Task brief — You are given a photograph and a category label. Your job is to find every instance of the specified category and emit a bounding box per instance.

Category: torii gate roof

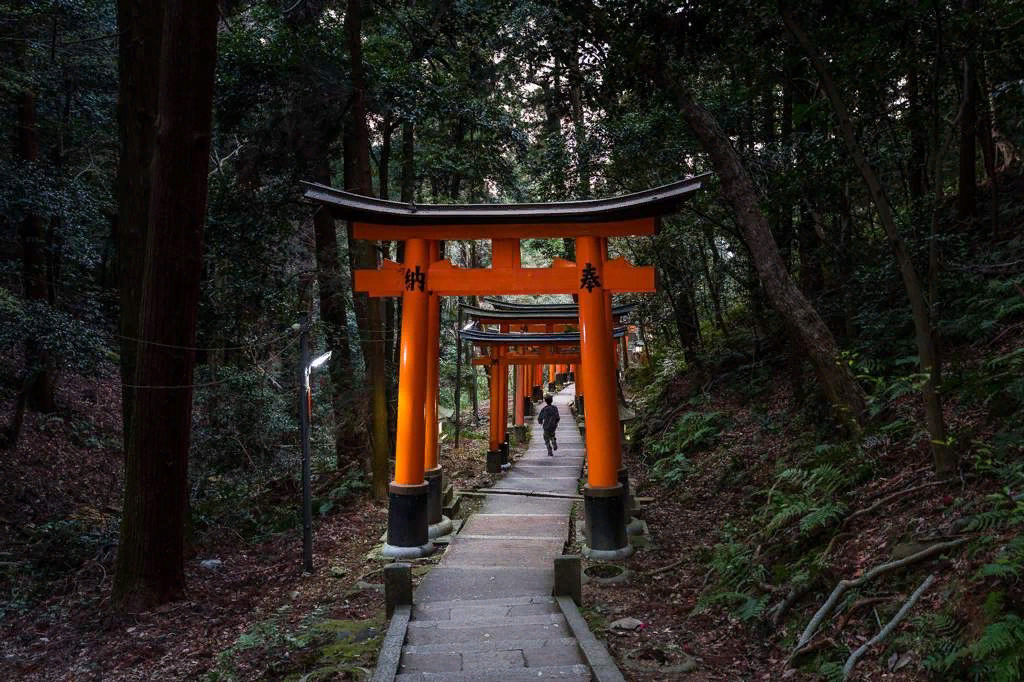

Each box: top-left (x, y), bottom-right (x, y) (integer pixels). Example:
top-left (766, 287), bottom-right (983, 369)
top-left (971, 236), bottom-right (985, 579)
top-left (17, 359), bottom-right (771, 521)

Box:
top-left (460, 328), bottom-right (626, 345)
top-left (460, 302), bottom-right (634, 324)
top-left (303, 175), bottom-right (709, 239)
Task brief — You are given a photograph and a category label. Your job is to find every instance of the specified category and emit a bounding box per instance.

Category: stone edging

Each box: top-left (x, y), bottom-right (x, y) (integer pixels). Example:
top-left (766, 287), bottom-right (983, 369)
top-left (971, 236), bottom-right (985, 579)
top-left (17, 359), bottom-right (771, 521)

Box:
top-left (370, 604), bottom-right (410, 682)
top-left (555, 595), bottom-right (626, 682)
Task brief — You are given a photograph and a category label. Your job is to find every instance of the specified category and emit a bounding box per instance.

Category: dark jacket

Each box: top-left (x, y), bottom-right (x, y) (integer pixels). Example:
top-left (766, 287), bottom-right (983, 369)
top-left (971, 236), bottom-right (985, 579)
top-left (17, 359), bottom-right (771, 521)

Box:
top-left (537, 404), bottom-right (560, 433)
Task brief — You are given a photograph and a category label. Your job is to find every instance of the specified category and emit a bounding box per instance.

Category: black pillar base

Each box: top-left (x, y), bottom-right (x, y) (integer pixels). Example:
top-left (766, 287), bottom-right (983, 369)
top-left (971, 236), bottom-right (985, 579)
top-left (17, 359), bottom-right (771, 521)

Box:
top-left (486, 450), bottom-right (502, 473)
top-left (575, 395), bottom-right (585, 415)
top-left (548, 382), bottom-right (556, 392)
top-left (582, 483), bottom-right (632, 560)
top-left (382, 482), bottom-right (433, 558)
top-left (532, 385), bottom-right (543, 401)
top-left (523, 396), bottom-right (534, 417)
top-left (500, 437), bottom-right (509, 465)
top-left (425, 466), bottom-right (443, 525)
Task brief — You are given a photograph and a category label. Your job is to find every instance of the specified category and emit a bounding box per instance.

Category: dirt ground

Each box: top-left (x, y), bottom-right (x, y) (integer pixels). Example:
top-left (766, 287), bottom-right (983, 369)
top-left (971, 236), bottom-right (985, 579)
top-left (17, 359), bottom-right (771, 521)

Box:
top-left (0, 376), bottom-right (1001, 680)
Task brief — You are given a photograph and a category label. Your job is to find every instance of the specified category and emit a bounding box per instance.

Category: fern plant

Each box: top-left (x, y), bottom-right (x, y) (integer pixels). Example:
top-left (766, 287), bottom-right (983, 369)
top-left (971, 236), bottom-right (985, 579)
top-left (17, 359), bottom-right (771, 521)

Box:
top-left (758, 464), bottom-right (850, 539)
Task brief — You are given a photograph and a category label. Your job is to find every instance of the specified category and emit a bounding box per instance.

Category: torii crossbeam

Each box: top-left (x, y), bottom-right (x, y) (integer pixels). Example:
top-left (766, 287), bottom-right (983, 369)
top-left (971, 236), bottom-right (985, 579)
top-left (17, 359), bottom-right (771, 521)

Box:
top-left (305, 175), bottom-right (706, 559)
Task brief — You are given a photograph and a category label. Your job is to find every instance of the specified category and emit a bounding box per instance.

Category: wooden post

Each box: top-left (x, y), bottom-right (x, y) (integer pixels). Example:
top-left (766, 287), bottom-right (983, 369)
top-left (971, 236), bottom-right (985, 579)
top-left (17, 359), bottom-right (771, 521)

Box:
top-left (454, 309), bottom-right (462, 448)
top-left (576, 235), bottom-right (631, 558)
top-left (383, 238), bottom-right (432, 557)
top-left (423, 241), bottom-right (450, 537)
top-left (513, 364), bottom-right (524, 426)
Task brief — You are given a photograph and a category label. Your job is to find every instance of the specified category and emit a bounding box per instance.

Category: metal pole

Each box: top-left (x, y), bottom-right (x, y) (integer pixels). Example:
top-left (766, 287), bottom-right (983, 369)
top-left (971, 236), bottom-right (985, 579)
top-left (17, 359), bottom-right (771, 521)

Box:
top-left (454, 308), bottom-right (463, 448)
top-left (299, 314), bottom-right (313, 572)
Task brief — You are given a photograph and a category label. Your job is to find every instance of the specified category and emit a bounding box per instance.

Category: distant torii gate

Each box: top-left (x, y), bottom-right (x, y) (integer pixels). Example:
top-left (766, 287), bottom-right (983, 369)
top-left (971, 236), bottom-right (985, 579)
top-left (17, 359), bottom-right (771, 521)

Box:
top-left (305, 176), bottom-right (705, 560)
top-left (461, 326), bottom-right (627, 471)
top-left (460, 301), bottom-right (635, 401)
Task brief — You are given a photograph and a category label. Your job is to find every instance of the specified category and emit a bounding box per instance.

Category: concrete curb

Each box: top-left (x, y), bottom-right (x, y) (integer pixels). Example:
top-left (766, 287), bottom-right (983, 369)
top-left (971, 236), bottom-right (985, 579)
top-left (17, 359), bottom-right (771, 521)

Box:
top-left (555, 595), bottom-right (626, 682)
top-left (370, 603), bottom-right (410, 682)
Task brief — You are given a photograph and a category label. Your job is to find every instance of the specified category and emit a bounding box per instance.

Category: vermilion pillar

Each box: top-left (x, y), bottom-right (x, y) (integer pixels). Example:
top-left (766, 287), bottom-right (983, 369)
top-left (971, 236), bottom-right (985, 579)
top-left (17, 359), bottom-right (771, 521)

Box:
top-left (423, 242), bottom-right (452, 538)
top-left (498, 355), bottom-right (509, 463)
top-left (384, 238), bottom-right (433, 557)
top-left (513, 364), bottom-right (524, 426)
top-left (576, 235), bottom-right (631, 559)
top-left (486, 357), bottom-right (503, 473)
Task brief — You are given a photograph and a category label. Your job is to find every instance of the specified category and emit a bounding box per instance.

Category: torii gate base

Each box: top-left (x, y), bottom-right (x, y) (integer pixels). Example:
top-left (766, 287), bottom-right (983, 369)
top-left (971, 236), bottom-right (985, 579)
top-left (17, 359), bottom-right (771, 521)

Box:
top-left (584, 484), bottom-right (631, 560)
top-left (383, 483), bottom-right (432, 558)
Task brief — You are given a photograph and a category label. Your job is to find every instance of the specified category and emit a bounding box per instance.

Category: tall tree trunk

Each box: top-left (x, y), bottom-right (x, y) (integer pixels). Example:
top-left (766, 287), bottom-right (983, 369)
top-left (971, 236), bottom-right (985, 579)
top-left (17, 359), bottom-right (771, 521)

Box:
top-left (957, 0), bottom-right (979, 221)
top-left (112, 0), bottom-right (218, 611)
top-left (675, 84), bottom-right (867, 430)
top-left (782, 8), bottom-right (953, 474)
top-left (345, 0), bottom-right (390, 500)
top-left (17, 91), bottom-right (57, 412)
top-left (116, 0), bottom-right (164, 450)
top-left (311, 175), bottom-right (361, 469)
top-left (701, 225), bottom-right (728, 333)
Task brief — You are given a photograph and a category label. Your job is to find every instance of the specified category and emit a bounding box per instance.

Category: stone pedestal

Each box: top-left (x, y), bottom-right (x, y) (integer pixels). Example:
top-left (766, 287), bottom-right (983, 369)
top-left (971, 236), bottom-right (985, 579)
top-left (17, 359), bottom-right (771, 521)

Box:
top-left (382, 482), bottom-right (434, 558)
top-left (582, 483), bottom-right (632, 561)
top-left (425, 466), bottom-right (453, 538)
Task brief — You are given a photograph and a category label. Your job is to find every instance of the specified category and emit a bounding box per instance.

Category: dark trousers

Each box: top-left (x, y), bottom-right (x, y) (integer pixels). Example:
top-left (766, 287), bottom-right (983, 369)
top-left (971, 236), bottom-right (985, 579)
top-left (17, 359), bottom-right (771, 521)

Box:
top-left (543, 428), bottom-right (557, 455)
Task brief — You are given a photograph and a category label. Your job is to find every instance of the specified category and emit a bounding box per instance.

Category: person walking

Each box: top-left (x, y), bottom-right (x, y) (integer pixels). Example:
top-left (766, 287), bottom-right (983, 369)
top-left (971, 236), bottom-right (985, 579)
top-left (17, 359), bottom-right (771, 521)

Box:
top-left (537, 394), bottom-right (560, 456)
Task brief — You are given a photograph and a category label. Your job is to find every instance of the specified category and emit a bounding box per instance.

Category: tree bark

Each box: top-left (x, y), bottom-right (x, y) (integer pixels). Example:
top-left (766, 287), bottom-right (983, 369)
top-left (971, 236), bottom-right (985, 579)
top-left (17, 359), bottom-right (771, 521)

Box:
top-left (345, 0), bottom-right (390, 500)
top-left (781, 7), bottom-right (953, 474)
top-left (957, 0), bottom-right (979, 221)
top-left (111, 0), bottom-right (218, 611)
top-left (17, 90), bottom-right (57, 412)
top-left (675, 85), bottom-right (868, 430)
top-left (312, 196), bottom-right (362, 469)
top-left (116, 0), bottom-right (164, 450)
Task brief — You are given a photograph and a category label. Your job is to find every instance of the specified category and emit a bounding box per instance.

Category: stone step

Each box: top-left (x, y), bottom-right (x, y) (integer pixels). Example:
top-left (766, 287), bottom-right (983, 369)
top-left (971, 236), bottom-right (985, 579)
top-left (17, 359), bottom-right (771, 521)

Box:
top-left (411, 595), bottom-right (555, 611)
top-left (443, 493), bottom-right (461, 519)
top-left (414, 598), bottom-right (560, 622)
top-left (394, 664), bottom-right (591, 681)
top-left (398, 638), bottom-right (586, 674)
top-left (404, 615), bottom-right (571, 646)
top-left (408, 612), bottom-right (568, 631)
top-left (402, 635), bottom-right (578, 655)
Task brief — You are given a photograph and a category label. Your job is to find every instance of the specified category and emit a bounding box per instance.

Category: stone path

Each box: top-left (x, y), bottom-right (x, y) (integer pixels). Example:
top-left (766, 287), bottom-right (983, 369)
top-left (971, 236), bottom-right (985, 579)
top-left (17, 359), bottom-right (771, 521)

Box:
top-left (392, 388), bottom-right (597, 681)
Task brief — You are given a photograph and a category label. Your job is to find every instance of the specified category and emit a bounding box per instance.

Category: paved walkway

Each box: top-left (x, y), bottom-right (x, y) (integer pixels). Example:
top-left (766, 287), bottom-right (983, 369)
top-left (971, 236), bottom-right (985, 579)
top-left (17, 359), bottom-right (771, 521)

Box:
top-left (393, 388), bottom-right (593, 680)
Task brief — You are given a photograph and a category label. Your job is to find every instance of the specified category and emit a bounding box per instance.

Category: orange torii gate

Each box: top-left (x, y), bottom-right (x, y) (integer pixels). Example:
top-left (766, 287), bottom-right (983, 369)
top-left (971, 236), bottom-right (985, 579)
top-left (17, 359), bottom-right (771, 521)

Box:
top-left (461, 326), bottom-right (627, 472)
top-left (485, 300), bottom-right (638, 376)
top-left (305, 176), bottom-right (705, 560)
top-left (460, 301), bottom-right (636, 399)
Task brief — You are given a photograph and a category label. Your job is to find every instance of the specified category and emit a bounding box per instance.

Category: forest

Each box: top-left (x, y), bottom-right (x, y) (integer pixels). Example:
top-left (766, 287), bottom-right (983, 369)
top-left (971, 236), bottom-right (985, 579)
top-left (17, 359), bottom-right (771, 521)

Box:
top-left (2, 0), bottom-right (1023, 680)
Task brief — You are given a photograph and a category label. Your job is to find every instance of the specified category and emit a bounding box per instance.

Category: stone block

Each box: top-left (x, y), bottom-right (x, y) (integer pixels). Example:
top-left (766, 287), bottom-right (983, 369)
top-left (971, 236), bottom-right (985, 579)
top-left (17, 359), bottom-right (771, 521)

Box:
top-left (385, 563), bottom-right (412, 619)
top-left (553, 555), bottom-right (582, 606)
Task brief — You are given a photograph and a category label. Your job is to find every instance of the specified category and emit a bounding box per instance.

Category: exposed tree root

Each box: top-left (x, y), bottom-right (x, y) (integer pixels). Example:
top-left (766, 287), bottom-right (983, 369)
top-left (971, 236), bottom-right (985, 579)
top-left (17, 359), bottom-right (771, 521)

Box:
top-left (834, 595), bottom-right (898, 632)
top-left (843, 574), bottom-right (935, 679)
top-left (841, 480), bottom-right (947, 530)
top-left (640, 557), bottom-right (688, 578)
top-left (769, 581), bottom-right (816, 628)
top-left (792, 538), bottom-right (967, 654)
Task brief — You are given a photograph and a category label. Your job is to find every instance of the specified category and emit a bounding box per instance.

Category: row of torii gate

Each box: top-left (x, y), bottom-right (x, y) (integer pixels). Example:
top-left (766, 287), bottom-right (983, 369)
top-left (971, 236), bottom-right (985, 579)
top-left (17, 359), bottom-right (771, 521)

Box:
top-left (305, 175), bottom-right (705, 559)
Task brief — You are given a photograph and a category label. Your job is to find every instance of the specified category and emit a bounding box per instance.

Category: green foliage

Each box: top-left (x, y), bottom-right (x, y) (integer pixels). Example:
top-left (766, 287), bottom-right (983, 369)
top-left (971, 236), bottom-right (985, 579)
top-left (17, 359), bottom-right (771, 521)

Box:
top-left (647, 410), bottom-right (725, 485)
top-left (922, 610), bottom-right (1024, 681)
top-left (206, 609), bottom-right (384, 682)
top-left (758, 464), bottom-right (850, 539)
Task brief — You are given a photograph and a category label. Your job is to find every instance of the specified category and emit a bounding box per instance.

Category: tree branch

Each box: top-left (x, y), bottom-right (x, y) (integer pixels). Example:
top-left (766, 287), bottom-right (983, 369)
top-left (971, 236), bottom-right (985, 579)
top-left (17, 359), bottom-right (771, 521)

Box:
top-left (843, 575), bottom-right (935, 679)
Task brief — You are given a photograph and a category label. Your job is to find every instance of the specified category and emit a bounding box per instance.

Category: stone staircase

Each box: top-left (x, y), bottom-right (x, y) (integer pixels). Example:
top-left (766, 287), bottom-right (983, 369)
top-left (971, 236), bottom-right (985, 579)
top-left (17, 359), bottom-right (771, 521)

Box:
top-left (376, 387), bottom-right (619, 681)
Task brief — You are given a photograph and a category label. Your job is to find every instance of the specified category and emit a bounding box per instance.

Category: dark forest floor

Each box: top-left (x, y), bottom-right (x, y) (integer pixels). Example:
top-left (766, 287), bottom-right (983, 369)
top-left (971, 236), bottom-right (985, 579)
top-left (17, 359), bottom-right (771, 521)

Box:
top-left (0, 355), bottom-right (1019, 680)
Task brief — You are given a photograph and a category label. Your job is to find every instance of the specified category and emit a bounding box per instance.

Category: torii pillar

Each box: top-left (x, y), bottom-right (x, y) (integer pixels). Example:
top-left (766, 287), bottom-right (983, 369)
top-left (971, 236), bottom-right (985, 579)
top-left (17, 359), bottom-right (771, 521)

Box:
top-left (423, 242), bottom-right (452, 538)
top-left (576, 236), bottom-right (631, 558)
top-left (383, 238), bottom-right (433, 557)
